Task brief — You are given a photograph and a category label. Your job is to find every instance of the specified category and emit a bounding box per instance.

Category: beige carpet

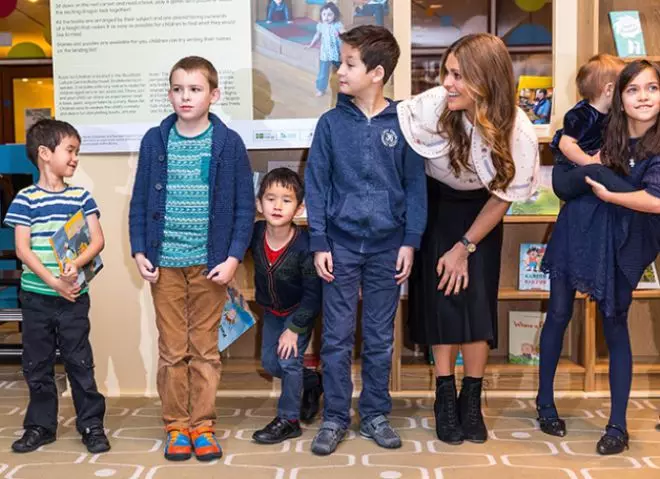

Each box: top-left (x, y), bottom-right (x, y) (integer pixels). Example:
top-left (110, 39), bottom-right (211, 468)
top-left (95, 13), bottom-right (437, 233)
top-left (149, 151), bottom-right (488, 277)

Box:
top-left (2, 368), bottom-right (660, 478)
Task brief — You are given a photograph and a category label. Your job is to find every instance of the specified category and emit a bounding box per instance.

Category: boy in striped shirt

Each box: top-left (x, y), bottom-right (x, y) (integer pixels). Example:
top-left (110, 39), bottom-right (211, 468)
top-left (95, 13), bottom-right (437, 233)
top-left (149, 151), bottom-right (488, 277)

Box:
top-left (4, 119), bottom-right (110, 454)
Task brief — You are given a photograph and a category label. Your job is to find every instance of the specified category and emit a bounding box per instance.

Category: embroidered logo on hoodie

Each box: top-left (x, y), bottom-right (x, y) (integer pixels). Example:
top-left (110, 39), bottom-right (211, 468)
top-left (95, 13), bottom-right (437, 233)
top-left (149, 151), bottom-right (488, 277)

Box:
top-left (381, 129), bottom-right (398, 148)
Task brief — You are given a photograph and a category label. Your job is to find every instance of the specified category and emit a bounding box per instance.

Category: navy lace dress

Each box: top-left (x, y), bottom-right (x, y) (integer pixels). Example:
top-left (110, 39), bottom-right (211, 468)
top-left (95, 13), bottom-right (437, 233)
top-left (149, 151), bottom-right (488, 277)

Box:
top-left (542, 151), bottom-right (660, 319)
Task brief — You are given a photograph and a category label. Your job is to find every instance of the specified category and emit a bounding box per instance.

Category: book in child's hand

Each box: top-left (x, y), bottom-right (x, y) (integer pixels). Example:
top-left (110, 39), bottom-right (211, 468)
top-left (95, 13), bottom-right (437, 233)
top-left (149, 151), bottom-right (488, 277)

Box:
top-left (519, 243), bottom-right (550, 291)
top-left (218, 284), bottom-right (257, 352)
top-left (49, 209), bottom-right (103, 289)
top-left (509, 311), bottom-right (544, 365)
top-left (507, 165), bottom-right (560, 216)
top-left (609, 11), bottom-right (646, 57)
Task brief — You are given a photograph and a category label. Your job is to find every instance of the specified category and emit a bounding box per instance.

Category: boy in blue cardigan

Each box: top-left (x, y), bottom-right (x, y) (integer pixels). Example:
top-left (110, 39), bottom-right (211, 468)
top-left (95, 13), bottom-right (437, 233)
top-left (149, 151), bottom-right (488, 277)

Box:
top-left (129, 56), bottom-right (255, 462)
top-left (305, 26), bottom-right (427, 455)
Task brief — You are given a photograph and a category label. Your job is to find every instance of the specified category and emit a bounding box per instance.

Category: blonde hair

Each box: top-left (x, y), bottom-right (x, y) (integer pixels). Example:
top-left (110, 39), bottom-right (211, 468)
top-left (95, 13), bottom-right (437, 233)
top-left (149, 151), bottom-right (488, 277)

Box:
top-left (576, 54), bottom-right (625, 101)
top-left (438, 34), bottom-right (516, 192)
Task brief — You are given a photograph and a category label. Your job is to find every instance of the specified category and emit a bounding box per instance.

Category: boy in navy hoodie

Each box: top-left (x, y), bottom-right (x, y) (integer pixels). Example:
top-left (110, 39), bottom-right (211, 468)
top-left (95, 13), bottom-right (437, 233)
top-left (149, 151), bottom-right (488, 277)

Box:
top-left (305, 25), bottom-right (427, 456)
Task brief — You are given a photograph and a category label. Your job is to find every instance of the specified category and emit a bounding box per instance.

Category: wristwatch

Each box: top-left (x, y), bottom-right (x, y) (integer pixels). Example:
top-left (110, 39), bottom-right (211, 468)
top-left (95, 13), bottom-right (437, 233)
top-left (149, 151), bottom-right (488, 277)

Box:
top-left (460, 236), bottom-right (477, 254)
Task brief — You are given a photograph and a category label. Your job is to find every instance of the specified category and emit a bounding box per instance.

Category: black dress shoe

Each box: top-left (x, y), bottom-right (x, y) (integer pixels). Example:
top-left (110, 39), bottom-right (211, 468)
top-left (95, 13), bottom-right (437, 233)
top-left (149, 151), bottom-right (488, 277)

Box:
top-left (82, 425), bottom-right (111, 453)
top-left (597, 424), bottom-right (629, 455)
top-left (536, 403), bottom-right (566, 437)
top-left (301, 373), bottom-right (323, 422)
top-left (12, 426), bottom-right (56, 453)
top-left (252, 417), bottom-right (302, 444)
top-left (458, 377), bottom-right (487, 443)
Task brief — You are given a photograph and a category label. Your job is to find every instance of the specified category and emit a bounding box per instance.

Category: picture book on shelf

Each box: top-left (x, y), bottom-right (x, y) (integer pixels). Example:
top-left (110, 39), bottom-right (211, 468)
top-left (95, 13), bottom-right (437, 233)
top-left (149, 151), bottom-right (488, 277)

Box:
top-left (519, 243), bottom-right (550, 291)
top-left (507, 165), bottom-right (560, 216)
top-left (517, 75), bottom-right (553, 129)
top-left (637, 262), bottom-right (660, 290)
top-left (509, 311), bottom-right (544, 365)
top-left (218, 284), bottom-right (257, 352)
top-left (49, 209), bottom-right (103, 289)
top-left (609, 11), bottom-right (646, 58)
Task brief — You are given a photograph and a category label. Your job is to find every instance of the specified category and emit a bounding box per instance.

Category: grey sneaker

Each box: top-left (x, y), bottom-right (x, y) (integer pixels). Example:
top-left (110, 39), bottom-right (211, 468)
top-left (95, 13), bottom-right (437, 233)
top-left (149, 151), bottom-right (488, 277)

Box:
top-left (360, 415), bottom-right (401, 449)
top-left (311, 422), bottom-right (347, 456)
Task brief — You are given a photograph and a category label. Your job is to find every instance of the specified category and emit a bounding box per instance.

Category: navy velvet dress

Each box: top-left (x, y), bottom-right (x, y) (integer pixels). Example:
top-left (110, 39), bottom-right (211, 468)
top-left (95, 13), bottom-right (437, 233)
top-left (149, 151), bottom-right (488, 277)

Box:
top-left (543, 147), bottom-right (660, 319)
top-left (550, 100), bottom-right (607, 163)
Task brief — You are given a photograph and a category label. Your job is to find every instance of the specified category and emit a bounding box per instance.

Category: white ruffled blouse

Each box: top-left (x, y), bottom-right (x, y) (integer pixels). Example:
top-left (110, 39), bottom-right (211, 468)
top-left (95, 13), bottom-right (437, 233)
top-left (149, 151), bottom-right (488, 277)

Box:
top-left (397, 86), bottom-right (540, 202)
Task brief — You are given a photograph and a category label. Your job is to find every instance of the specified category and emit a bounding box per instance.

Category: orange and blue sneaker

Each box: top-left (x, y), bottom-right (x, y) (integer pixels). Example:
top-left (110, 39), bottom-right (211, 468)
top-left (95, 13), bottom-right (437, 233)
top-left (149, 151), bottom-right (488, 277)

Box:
top-left (164, 428), bottom-right (192, 461)
top-left (190, 426), bottom-right (223, 461)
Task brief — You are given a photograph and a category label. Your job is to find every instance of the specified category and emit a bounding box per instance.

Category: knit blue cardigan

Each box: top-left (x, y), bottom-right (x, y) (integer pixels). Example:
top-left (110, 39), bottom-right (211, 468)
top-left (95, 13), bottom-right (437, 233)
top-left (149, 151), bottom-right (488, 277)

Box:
top-left (129, 113), bottom-right (255, 269)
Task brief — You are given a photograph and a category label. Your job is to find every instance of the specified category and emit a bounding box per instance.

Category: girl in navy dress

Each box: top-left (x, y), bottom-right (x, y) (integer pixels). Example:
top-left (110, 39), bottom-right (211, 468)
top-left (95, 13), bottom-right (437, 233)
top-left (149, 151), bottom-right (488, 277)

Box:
top-left (539, 59), bottom-right (660, 455)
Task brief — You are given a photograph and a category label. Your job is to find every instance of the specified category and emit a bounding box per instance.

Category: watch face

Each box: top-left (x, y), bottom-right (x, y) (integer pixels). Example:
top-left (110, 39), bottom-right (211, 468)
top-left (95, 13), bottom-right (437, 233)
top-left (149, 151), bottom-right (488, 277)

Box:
top-left (467, 243), bottom-right (476, 253)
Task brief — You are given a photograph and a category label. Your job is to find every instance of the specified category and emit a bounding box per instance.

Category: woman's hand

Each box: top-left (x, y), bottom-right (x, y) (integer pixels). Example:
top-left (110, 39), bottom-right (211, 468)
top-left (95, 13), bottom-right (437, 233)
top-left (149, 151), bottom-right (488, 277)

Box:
top-left (437, 243), bottom-right (469, 296)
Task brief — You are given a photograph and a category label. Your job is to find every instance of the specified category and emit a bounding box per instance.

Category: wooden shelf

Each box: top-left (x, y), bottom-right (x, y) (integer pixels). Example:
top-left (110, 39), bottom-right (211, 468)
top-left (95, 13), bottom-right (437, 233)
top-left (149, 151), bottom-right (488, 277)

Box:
top-left (632, 289), bottom-right (660, 299)
top-left (596, 357), bottom-right (660, 374)
top-left (622, 56), bottom-right (660, 63)
top-left (402, 356), bottom-right (584, 374)
top-left (503, 215), bottom-right (557, 224)
top-left (498, 288), bottom-right (586, 300)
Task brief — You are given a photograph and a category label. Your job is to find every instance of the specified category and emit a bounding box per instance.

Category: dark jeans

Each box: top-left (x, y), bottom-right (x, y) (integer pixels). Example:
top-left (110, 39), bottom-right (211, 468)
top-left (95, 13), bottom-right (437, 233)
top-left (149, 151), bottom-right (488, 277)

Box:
top-left (20, 290), bottom-right (106, 435)
top-left (261, 311), bottom-right (317, 420)
top-left (321, 243), bottom-right (399, 428)
top-left (552, 152), bottom-right (635, 201)
top-left (356, 4), bottom-right (386, 26)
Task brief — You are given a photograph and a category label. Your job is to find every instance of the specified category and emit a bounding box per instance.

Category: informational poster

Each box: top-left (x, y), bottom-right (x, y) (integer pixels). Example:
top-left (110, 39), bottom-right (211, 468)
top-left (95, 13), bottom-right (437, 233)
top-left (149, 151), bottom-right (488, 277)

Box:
top-left (51, 0), bottom-right (395, 152)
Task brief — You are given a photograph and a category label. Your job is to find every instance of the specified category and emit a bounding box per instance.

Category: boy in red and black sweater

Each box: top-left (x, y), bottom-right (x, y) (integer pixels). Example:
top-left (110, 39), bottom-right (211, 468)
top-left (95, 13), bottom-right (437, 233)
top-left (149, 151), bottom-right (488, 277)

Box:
top-left (251, 168), bottom-right (323, 444)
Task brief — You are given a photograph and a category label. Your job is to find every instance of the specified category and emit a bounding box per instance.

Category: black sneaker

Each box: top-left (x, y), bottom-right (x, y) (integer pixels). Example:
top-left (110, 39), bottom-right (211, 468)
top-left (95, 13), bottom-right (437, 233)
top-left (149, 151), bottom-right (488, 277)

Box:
top-left (82, 425), bottom-right (111, 453)
top-left (252, 417), bottom-right (302, 444)
top-left (12, 426), bottom-right (56, 453)
top-left (301, 372), bottom-right (323, 422)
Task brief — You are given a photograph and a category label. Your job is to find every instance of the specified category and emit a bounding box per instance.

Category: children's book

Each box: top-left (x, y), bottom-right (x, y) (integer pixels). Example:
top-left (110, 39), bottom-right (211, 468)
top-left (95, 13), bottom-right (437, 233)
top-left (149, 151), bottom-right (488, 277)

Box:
top-left (519, 243), bottom-right (550, 291)
top-left (49, 209), bottom-right (103, 289)
top-left (517, 75), bottom-right (553, 129)
top-left (637, 262), bottom-right (660, 290)
top-left (509, 311), bottom-right (544, 365)
top-left (218, 284), bottom-right (257, 352)
top-left (609, 11), bottom-right (646, 57)
top-left (507, 166), bottom-right (560, 216)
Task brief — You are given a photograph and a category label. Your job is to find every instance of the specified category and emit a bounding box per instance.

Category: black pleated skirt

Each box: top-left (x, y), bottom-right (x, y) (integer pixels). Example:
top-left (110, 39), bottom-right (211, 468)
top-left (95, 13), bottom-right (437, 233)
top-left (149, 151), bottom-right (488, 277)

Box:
top-left (408, 176), bottom-right (503, 348)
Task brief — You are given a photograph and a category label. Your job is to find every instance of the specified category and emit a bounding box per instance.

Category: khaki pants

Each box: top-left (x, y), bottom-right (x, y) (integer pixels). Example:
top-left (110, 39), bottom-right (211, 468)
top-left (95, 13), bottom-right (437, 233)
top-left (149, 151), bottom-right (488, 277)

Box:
top-left (151, 265), bottom-right (227, 430)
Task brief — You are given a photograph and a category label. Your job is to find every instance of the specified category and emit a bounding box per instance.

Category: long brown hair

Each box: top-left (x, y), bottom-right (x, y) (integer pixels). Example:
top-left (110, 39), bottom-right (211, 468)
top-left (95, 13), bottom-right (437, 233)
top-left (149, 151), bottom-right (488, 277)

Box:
top-left (438, 34), bottom-right (517, 191)
top-left (601, 60), bottom-right (660, 175)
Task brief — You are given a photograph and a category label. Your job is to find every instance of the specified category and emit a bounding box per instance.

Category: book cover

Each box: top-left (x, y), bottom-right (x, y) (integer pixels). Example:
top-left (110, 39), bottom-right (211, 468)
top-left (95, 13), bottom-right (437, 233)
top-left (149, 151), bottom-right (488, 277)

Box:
top-left (519, 243), bottom-right (550, 291)
top-left (609, 11), bottom-right (646, 57)
top-left (507, 166), bottom-right (560, 216)
top-left (218, 285), bottom-right (257, 352)
top-left (509, 311), bottom-right (544, 365)
top-left (49, 209), bottom-right (103, 289)
top-left (637, 262), bottom-right (660, 290)
top-left (517, 75), bottom-right (553, 126)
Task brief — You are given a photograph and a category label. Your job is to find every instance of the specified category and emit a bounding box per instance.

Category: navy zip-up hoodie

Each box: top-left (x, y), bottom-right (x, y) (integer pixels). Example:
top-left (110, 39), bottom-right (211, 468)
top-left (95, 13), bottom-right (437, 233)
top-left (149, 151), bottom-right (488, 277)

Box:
top-left (129, 113), bottom-right (255, 269)
top-left (305, 94), bottom-right (427, 253)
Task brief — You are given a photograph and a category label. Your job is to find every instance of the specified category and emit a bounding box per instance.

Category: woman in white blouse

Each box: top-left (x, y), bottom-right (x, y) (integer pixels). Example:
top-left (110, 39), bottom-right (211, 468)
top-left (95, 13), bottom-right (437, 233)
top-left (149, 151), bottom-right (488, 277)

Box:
top-left (398, 33), bottom-right (539, 444)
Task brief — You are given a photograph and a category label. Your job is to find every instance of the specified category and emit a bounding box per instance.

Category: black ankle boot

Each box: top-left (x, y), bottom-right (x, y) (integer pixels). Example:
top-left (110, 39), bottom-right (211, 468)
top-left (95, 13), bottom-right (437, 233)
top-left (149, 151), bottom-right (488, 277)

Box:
top-left (596, 424), bottom-right (629, 455)
top-left (434, 375), bottom-right (463, 445)
top-left (536, 402), bottom-right (566, 437)
top-left (458, 376), bottom-right (487, 443)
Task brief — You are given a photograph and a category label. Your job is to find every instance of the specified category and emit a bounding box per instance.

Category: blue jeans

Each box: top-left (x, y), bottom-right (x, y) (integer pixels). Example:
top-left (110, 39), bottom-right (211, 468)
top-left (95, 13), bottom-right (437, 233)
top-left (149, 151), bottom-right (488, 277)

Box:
top-left (316, 61), bottom-right (340, 93)
top-left (321, 243), bottom-right (399, 429)
top-left (356, 4), bottom-right (386, 25)
top-left (261, 311), bottom-right (314, 420)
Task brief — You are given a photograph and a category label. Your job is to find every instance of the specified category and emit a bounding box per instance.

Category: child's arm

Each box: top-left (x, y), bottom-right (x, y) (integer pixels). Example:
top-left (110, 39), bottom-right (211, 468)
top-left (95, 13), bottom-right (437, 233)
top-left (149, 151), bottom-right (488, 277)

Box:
top-left (208, 134), bottom-right (255, 284)
top-left (305, 115), bottom-right (335, 282)
top-left (587, 177), bottom-right (660, 213)
top-left (307, 31), bottom-right (320, 48)
top-left (558, 135), bottom-right (600, 166)
top-left (128, 136), bottom-right (151, 259)
top-left (14, 225), bottom-right (80, 302)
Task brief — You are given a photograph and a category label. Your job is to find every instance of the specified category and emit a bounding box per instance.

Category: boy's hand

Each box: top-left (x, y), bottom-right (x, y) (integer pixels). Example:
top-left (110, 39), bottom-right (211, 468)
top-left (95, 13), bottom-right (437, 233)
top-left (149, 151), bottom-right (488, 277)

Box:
top-left (278, 329), bottom-right (299, 359)
top-left (135, 253), bottom-right (159, 283)
top-left (314, 251), bottom-right (334, 282)
top-left (50, 277), bottom-right (81, 303)
top-left (61, 262), bottom-right (79, 284)
top-left (395, 246), bottom-right (414, 285)
top-left (207, 257), bottom-right (239, 285)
